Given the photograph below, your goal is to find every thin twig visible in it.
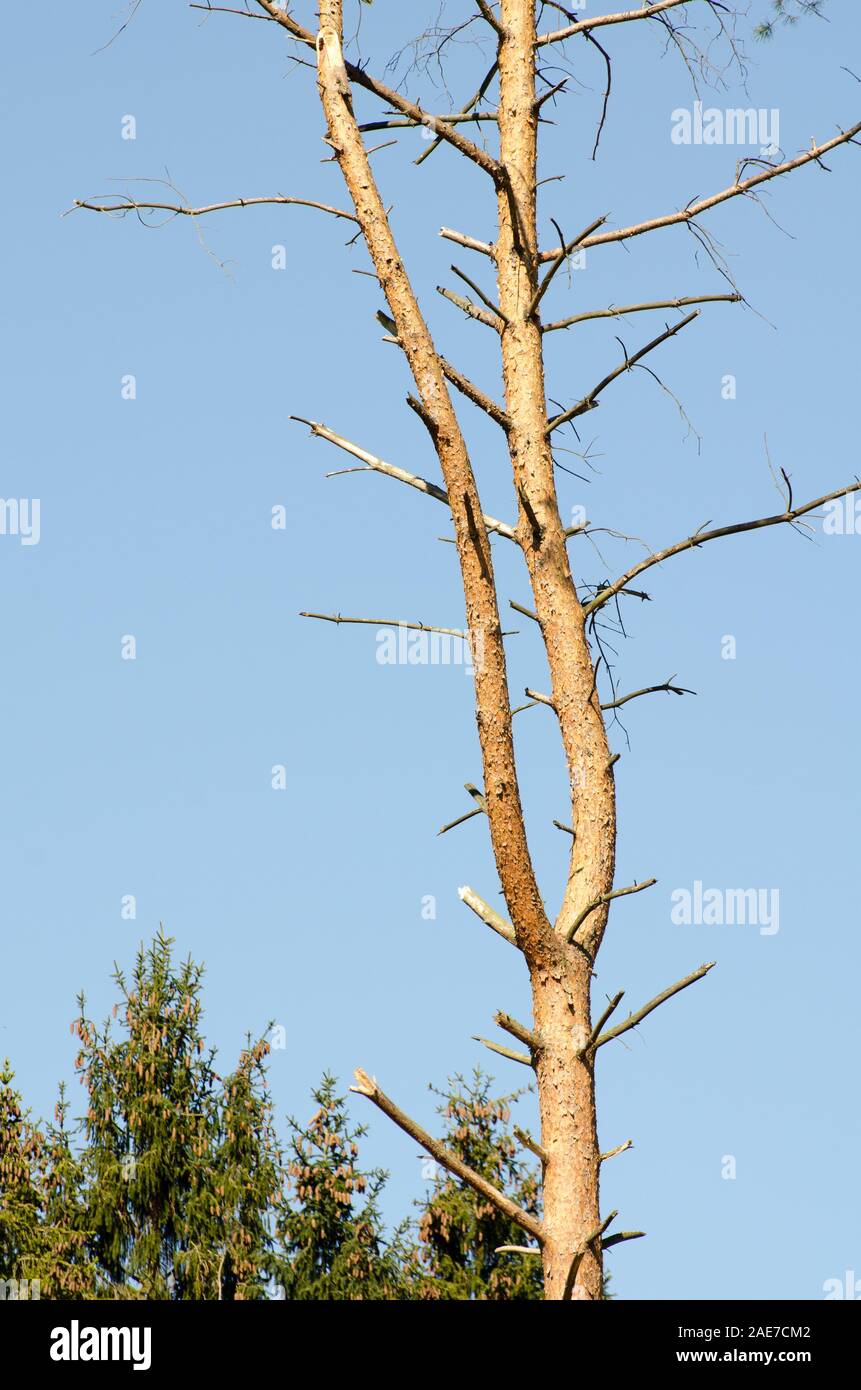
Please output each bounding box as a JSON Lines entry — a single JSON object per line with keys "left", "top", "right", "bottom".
{"left": 300, "top": 612, "right": 469, "bottom": 638}
{"left": 547, "top": 312, "right": 699, "bottom": 434}
{"left": 70, "top": 192, "right": 358, "bottom": 223}
{"left": 595, "top": 962, "right": 717, "bottom": 1048}
{"left": 529, "top": 215, "right": 607, "bottom": 318}
{"left": 601, "top": 676, "right": 695, "bottom": 711}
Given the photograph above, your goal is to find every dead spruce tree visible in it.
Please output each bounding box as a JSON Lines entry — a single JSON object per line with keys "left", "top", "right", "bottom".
{"left": 77, "top": 0, "right": 858, "bottom": 1299}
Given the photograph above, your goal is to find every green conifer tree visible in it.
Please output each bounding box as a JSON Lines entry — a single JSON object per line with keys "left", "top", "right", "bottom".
{"left": 0, "top": 1062, "right": 44, "bottom": 1295}
{"left": 407, "top": 1070, "right": 544, "bottom": 1301}
{"left": 275, "top": 1074, "right": 407, "bottom": 1300}
{"left": 73, "top": 929, "right": 282, "bottom": 1298}
{"left": 36, "top": 1085, "right": 100, "bottom": 1297}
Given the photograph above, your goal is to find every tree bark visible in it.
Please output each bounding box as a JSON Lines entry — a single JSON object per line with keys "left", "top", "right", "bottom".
{"left": 493, "top": 0, "right": 615, "bottom": 1298}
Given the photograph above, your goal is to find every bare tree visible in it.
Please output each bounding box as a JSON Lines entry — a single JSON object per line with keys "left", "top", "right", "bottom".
{"left": 76, "top": 0, "right": 859, "bottom": 1300}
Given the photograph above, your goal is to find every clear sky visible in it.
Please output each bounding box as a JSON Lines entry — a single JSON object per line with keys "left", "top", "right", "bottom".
{"left": 2, "top": 1, "right": 859, "bottom": 1299}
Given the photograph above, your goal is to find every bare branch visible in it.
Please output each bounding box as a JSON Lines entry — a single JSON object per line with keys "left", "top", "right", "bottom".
{"left": 293, "top": 416, "right": 515, "bottom": 538}
{"left": 582, "top": 991, "right": 625, "bottom": 1054}
{"left": 601, "top": 676, "right": 696, "bottom": 711}
{"left": 509, "top": 599, "right": 539, "bottom": 623}
{"left": 71, "top": 192, "right": 358, "bottom": 223}
{"left": 439, "top": 808, "right": 482, "bottom": 837}
{"left": 417, "top": 62, "right": 499, "bottom": 168}
{"left": 476, "top": 0, "right": 504, "bottom": 36}
{"left": 585, "top": 478, "right": 861, "bottom": 615}
{"left": 473, "top": 1035, "right": 533, "bottom": 1066}
{"left": 439, "top": 359, "right": 511, "bottom": 430}
{"left": 525, "top": 686, "right": 555, "bottom": 709}
{"left": 439, "top": 226, "right": 497, "bottom": 260}
{"left": 539, "top": 123, "right": 861, "bottom": 260}
{"left": 437, "top": 284, "right": 503, "bottom": 331}
{"left": 255, "top": 0, "right": 504, "bottom": 180}
{"left": 600, "top": 1139, "right": 634, "bottom": 1163}
{"left": 191, "top": 2, "right": 275, "bottom": 19}
{"left": 514, "top": 1125, "right": 547, "bottom": 1164}
{"left": 529, "top": 215, "right": 608, "bottom": 318}
{"left": 595, "top": 961, "right": 717, "bottom": 1048}
{"left": 300, "top": 612, "right": 469, "bottom": 638}
{"left": 358, "top": 112, "right": 498, "bottom": 133}
{"left": 495, "top": 1011, "right": 539, "bottom": 1050}
{"left": 547, "top": 311, "right": 699, "bottom": 433}
{"left": 350, "top": 1068, "right": 544, "bottom": 1241}
{"left": 537, "top": 0, "right": 700, "bottom": 48}
{"left": 582, "top": 30, "right": 613, "bottom": 161}
{"left": 543, "top": 292, "right": 740, "bottom": 335}
{"left": 567, "top": 878, "right": 657, "bottom": 945}
{"left": 603, "top": 1229, "right": 646, "bottom": 1249}
{"left": 451, "top": 264, "right": 509, "bottom": 323}
{"left": 439, "top": 786, "right": 487, "bottom": 836}
{"left": 563, "top": 1210, "right": 618, "bottom": 1301}
{"left": 378, "top": 312, "right": 510, "bottom": 428}
{"left": 458, "top": 886, "right": 517, "bottom": 946}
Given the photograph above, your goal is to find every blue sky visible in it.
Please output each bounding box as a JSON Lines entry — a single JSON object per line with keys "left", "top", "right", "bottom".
{"left": 2, "top": 0, "right": 859, "bottom": 1298}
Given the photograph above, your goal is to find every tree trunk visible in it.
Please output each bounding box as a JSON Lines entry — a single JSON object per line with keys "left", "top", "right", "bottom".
{"left": 494, "top": 0, "right": 615, "bottom": 1299}
{"left": 532, "top": 953, "right": 602, "bottom": 1299}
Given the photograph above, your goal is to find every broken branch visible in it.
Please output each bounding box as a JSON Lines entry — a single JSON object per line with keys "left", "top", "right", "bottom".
{"left": 350, "top": 1068, "right": 543, "bottom": 1241}
{"left": 473, "top": 1035, "right": 533, "bottom": 1066}
{"left": 494, "top": 1011, "right": 539, "bottom": 1050}
{"left": 600, "top": 1139, "right": 634, "bottom": 1163}
{"left": 293, "top": 416, "right": 515, "bottom": 538}
{"left": 439, "top": 226, "right": 497, "bottom": 259}
{"left": 603, "top": 1229, "right": 646, "bottom": 1249}
{"left": 457, "top": 886, "right": 517, "bottom": 946}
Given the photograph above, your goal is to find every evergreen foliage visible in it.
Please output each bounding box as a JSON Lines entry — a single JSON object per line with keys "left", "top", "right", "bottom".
{"left": 1, "top": 933, "right": 548, "bottom": 1300}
